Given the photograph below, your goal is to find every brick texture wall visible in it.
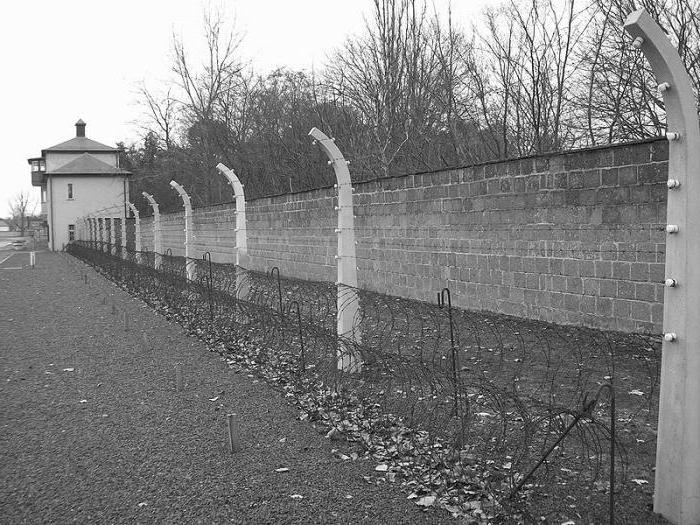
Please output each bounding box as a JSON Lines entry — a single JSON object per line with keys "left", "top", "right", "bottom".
{"left": 130, "top": 138, "right": 669, "bottom": 334}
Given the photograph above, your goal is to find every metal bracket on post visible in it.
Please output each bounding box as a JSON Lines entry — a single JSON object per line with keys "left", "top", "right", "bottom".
{"left": 127, "top": 202, "right": 142, "bottom": 264}
{"left": 169, "top": 180, "right": 196, "bottom": 281}
{"left": 309, "top": 127, "right": 362, "bottom": 373}
{"left": 625, "top": 9, "right": 700, "bottom": 524}
{"left": 215, "top": 163, "right": 249, "bottom": 301}
{"left": 142, "top": 192, "right": 162, "bottom": 270}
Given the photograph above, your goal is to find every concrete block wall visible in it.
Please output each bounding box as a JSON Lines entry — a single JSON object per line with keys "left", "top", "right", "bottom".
{"left": 128, "top": 138, "right": 669, "bottom": 334}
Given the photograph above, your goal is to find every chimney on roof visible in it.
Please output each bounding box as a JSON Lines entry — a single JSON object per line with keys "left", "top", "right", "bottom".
{"left": 75, "top": 119, "right": 86, "bottom": 138}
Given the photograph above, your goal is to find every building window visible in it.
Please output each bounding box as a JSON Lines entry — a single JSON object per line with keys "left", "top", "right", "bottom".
{"left": 67, "top": 183, "right": 73, "bottom": 199}
{"left": 68, "top": 224, "right": 75, "bottom": 242}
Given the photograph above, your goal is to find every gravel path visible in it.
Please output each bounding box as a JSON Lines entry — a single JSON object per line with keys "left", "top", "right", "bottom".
{"left": 0, "top": 251, "right": 448, "bottom": 524}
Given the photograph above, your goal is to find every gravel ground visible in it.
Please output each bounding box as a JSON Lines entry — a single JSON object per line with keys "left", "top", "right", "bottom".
{"left": 0, "top": 251, "right": 448, "bottom": 524}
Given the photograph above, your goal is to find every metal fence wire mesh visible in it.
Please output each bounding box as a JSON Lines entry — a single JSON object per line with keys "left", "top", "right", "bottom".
{"left": 67, "top": 240, "right": 661, "bottom": 523}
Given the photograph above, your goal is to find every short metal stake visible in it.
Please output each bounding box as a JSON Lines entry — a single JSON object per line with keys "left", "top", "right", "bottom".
{"left": 175, "top": 364, "right": 183, "bottom": 392}
{"left": 227, "top": 414, "right": 240, "bottom": 453}
{"left": 123, "top": 311, "right": 129, "bottom": 331}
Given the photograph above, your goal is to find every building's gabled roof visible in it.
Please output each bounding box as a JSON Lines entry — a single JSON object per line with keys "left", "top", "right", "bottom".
{"left": 43, "top": 136, "right": 117, "bottom": 153}
{"left": 47, "top": 153, "right": 131, "bottom": 176}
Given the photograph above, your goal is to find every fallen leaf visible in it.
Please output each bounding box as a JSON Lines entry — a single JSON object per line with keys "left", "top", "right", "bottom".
{"left": 632, "top": 479, "right": 648, "bottom": 485}
{"left": 416, "top": 495, "right": 436, "bottom": 507}
{"left": 628, "top": 389, "right": 645, "bottom": 396}
{"left": 275, "top": 467, "right": 290, "bottom": 473}
{"left": 79, "top": 399, "right": 88, "bottom": 403}
{"left": 375, "top": 464, "right": 389, "bottom": 472}
{"left": 63, "top": 368, "right": 75, "bottom": 372}
{"left": 279, "top": 437, "right": 287, "bottom": 443}
{"left": 289, "top": 494, "right": 304, "bottom": 499}
{"left": 208, "top": 396, "right": 219, "bottom": 402}
{"left": 138, "top": 502, "right": 148, "bottom": 508}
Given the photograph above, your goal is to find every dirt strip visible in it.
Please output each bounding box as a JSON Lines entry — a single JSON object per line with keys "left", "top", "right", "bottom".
{"left": 0, "top": 251, "right": 448, "bottom": 524}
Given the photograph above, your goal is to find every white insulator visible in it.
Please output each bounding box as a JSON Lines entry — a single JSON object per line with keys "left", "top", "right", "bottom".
{"left": 666, "top": 224, "right": 679, "bottom": 233}
{"left": 334, "top": 255, "right": 340, "bottom": 259}
{"left": 632, "top": 36, "right": 644, "bottom": 49}
{"left": 346, "top": 160, "right": 351, "bottom": 165}
{"left": 334, "top": 228, "right": 341, "bottom": 233}
{"left": 334, "top": 206, "right": 340, "bottom": 211}
{"left": 658, "top": 82, "right": 671, "bottom": 93}
{"left": 311, "top": 140, "right": 317, "bottom": 146}
{"left": 327, "top": 160, "right": 333, "bottom": 166}
{"left": 234, "top": 228, "right": 239, "bottom": 232}
{"left": 666, "top": 132, "right": 681, "bottom": 141}
{"left": 331, "top": 138, "right": 336, "bottom": 142}
{"left": 667, "top": 179, "right": 681, "bottom": 189}
{"left": 664, "top": 332, "right": 677, "bottom": 342}
{"left": 665, "top": 278, "right": 677, "bottom": 287}
{"left": 334, "top": 184, "right": 338, "bottom": 189}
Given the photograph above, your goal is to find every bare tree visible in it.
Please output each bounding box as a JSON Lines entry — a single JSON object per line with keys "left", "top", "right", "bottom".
{"left": 137, "top": 84, "right": 178, "bottom": 149}
{"left": 325, "top": 0, "right": 447, "bottom": 176}
{"left": 8, "top": 191, "right": 37, "bottom": 236}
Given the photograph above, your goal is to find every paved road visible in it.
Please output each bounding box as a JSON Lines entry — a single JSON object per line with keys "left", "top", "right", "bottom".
{"left": 0, "top": 252, "right": 446, "bottom": 524}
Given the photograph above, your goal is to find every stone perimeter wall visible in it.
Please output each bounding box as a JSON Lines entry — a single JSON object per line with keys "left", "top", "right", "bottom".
{"left": 135, "top": 138, "right": 668, "bottom": 334}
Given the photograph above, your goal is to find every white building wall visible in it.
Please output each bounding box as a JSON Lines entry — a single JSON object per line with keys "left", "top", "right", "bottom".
{"left": 48, "top": 175, "right": 127, "bottom": 250}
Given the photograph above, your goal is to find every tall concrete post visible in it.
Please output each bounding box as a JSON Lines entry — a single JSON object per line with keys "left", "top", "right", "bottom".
{"left": 169, "top": 180, "right": 195, "bottom": 281}
{"left": 309, "top": 127, "right": 362, "bottom": 373}
{"left": 127, "top": 202, "right": 141, "bottom": 264}
{"left": 215, "top": 163, "right": 249, "bottom": 300}
{"left": 142, "top": 192, "right": 162, "bottom": 270}
{"left": 98, "top": 217, "right": 105, "bottom": 251}
{"left": 110, "top": 217, "right": 117, "bottom": 255}
{"left": 625, "top": 10, "right": 700, "bottom": 524}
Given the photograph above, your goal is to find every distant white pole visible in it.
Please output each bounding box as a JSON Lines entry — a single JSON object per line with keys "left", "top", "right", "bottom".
{"left": 142, "top": 192, "right": 162, "bottom": 269}
{"left": 309, "top": 127, "right": 362, "bottom": 373}
{"left": 169, "top": 180, "right": 195, "bottom": 281}
{"left": 98, "top": 217, "right": 105, "bottom": 251}
{"left": 215, "top": 163, "right": 249, "bottom": 300}
{"left": 127, "top": 202, "right": 141, "bottom": 264}
{"left": 110, "top": 217, "right": 117, "bottom": 255}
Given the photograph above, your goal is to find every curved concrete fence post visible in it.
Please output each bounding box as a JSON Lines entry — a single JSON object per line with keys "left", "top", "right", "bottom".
{"left": 92, "top": 217, "right": 98, "bottom": 250}
{"left": 98, "top": 217, "right": 105, "bottom": 251}
{"left": 215, "top": 163, "right": 249, "bottom": 300}
{"left": 120, "top": 215, "right": 127, "bottom": 258}
{"left": 127, "top": 202, "right": 141, "bottom": 264}
{"left": 169, "top": 180, "right": 196, "bottom": 281}
{"left": 110, "top": 216, "right": 117, "bottom": 255}
{"left": 309, "top": 127, "right": 362, "bottom": 373}
{"left": 625, "top": 10, "right": 700, "bottom": 524}
{"left": 142, "top": 192, "right": 162, "bottom": 269}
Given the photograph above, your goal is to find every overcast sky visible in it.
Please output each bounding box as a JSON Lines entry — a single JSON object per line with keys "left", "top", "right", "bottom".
{"left": 0, "top": 0, "right": 495, "bottom": 218}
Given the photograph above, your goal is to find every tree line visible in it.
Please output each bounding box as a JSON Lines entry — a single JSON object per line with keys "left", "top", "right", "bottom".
{"left": 123, "top": 0, "right": 700, "bottom": 214}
